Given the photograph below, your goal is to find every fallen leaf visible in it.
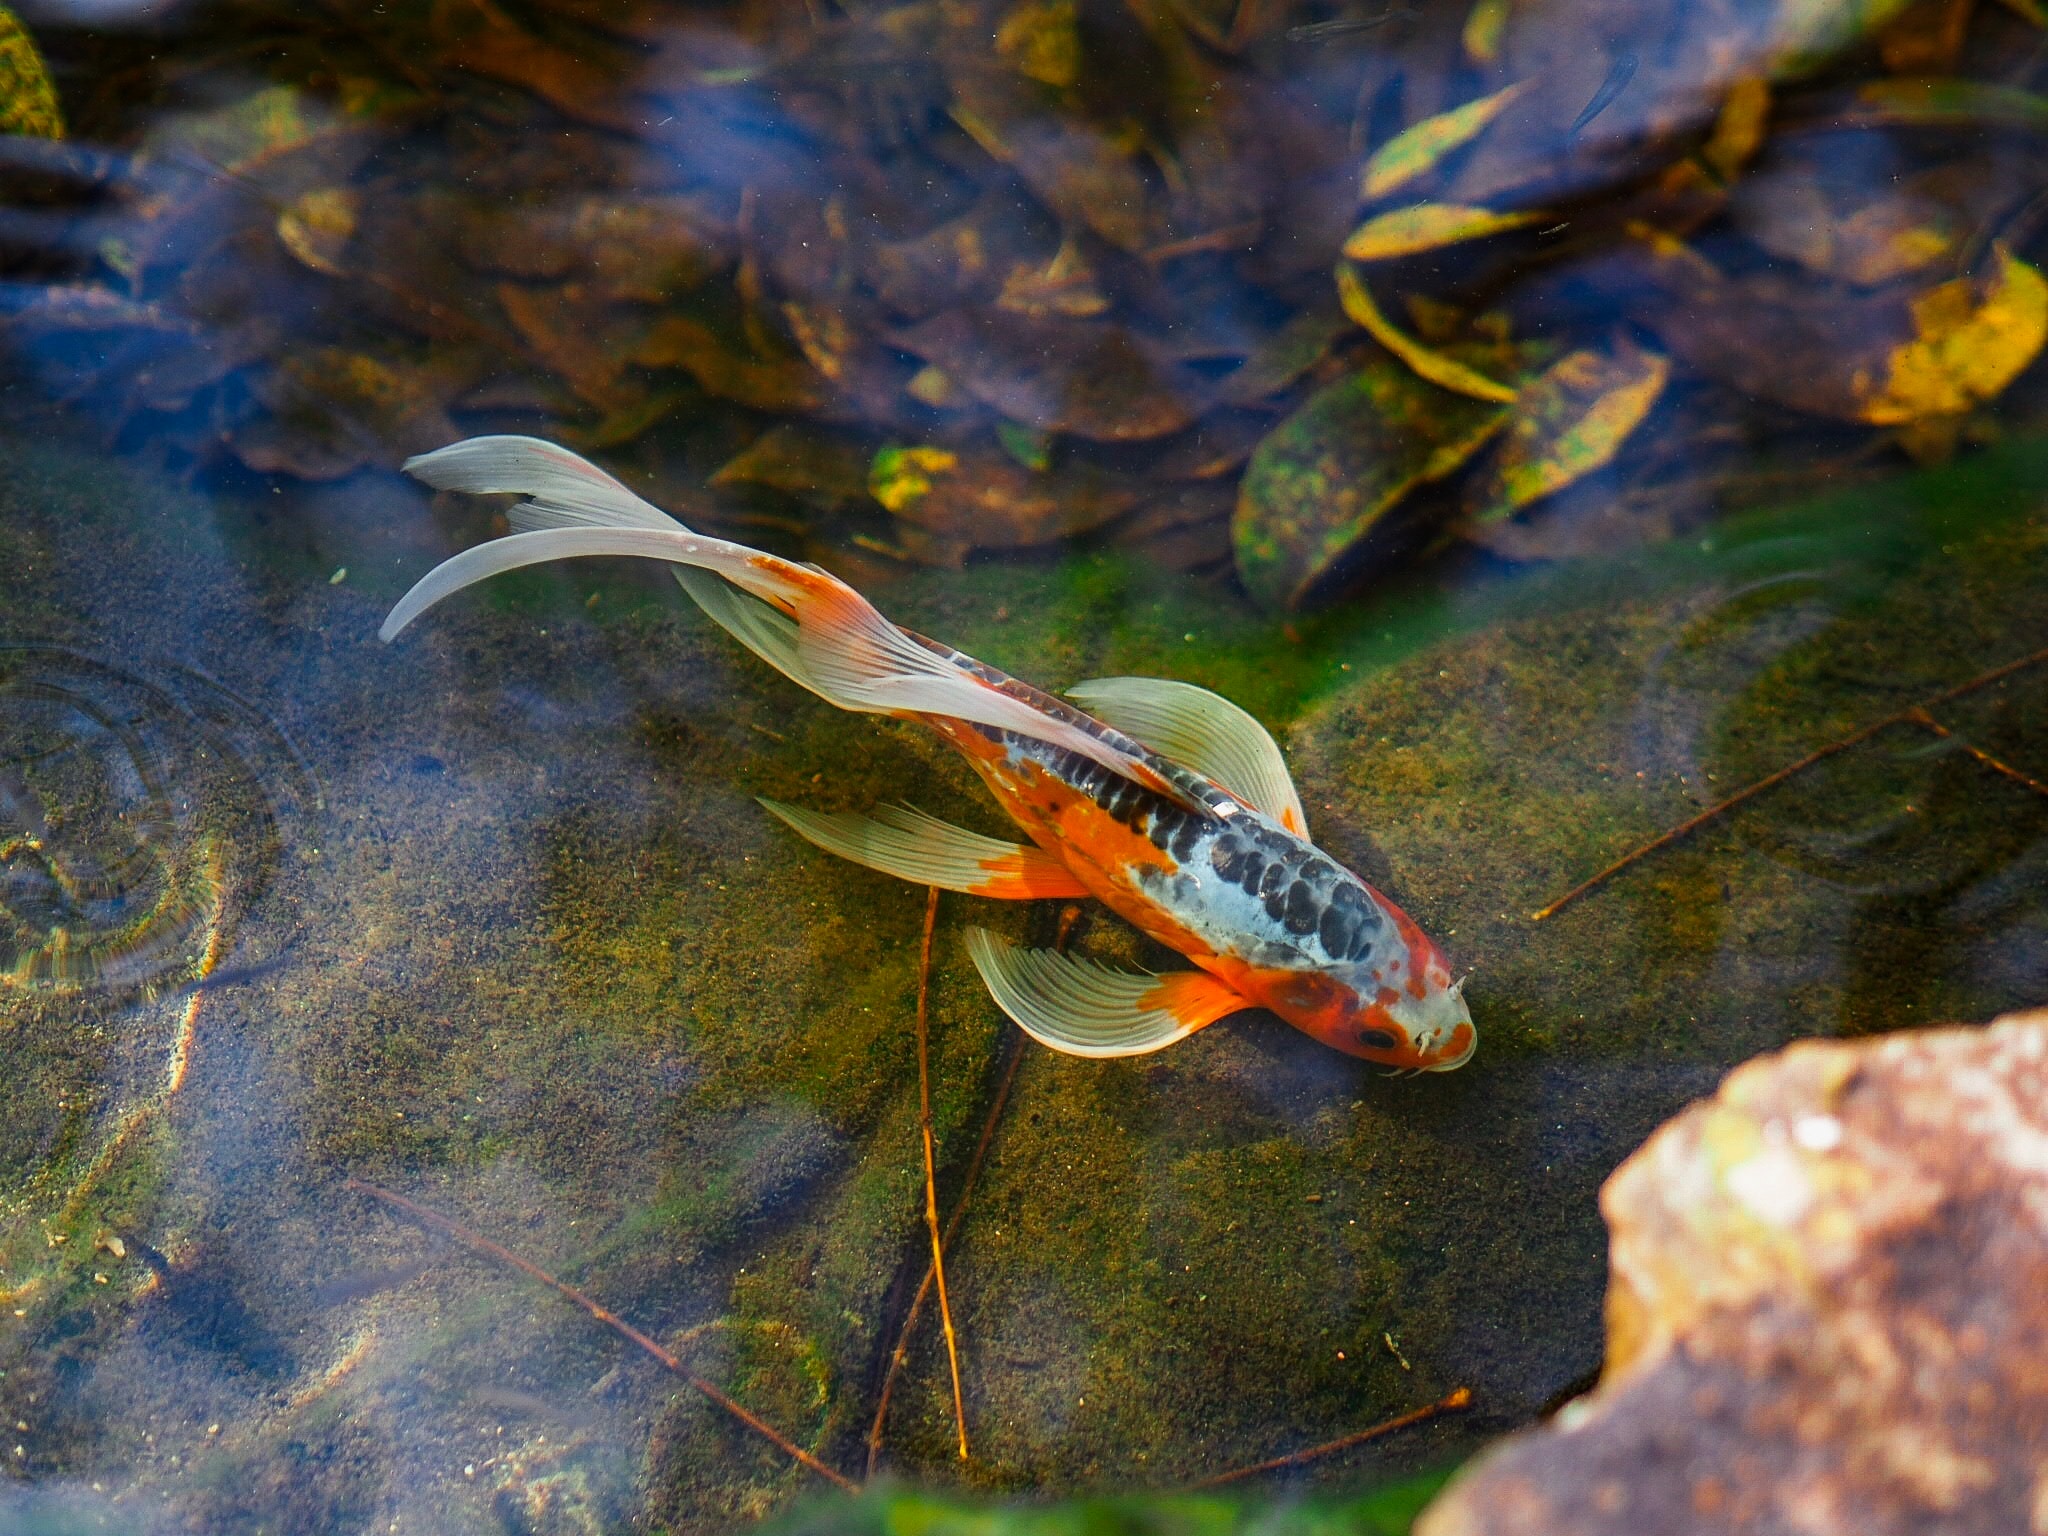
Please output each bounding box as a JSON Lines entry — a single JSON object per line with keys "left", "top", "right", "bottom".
{"left": 1462, "top": 0, "right": 1510, "bottom": 63}
{"left": 1337, "top": 263, "right": 1520, "bottom": 403}
{"left": 1700, "top": 77, "right": 1771, "bottom": 182}
{"left": 455, "top": 194, "right": 732, "bottom": 302}
{"left": 1361, "top": 79, "right": 1533, "bottom": 201}
{"left": 1845, "top": 77, "right": 2048, "bottom": 132}
{"left": 237, "top": 349, "right": 458, "bottom": 479}
{"left": 1214, "top": 302, "right": 1350, "bottom": 406}
{"left": 1342, "top": 202, "right": 1545, "bottom": 261}
{"left": 1865, "top": 247, "right": 2048, "bottom": 423}
{"left": 1234, "top": 360, "right": 1510, "bottom": 608}
{"left": 1466, "top": 334, "right": 1669, "bottom": 524}
{"left": 869, "top": 444, "right": 960, "bottom": 513}
{"left": 995, "top": 0, "right": 1080, "bottom": 88}
{"left": 0, "top": 4, "right": 64, "bottom": 139}
{"left": 713, "top": 423, "right": 873, "bottom": 503}
{"left": 887, "top": 308, "right": 1201, "bottom": 440}
{"left": 1642, "top": 242, "right": 2048, "bottom": 425}
{"left": 871, "top": 443, "right": 1136, "bottom": 563}
{"left": 277, "top": 187, "right": 359, "bottom": 276}
{"left": 1734, "top": 152, "right": 1988, "bottom": 288}
{"left": 433, "top": 0, "right": 638, "bottom": 131}
{"left": 634, "top": 315, "right": 824, "bottom": 414}
{"left": 498, "top": 282, "right": 636, "bottom": 408}
{"left": 1878, "top": 0, "right": 1975, "bottom": 72}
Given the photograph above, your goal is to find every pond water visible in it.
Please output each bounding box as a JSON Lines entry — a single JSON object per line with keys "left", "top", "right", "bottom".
{"left": 2, "top": 3, "right": 2047, "bottom": 1533}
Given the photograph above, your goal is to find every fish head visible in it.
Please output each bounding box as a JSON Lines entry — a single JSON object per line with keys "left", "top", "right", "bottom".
{"left": 1241, "top": 958, "right": 1475, "bottom": 1070}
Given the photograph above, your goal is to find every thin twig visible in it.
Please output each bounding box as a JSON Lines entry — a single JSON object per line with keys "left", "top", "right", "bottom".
{"left": 1532, "top": 643, "right": 2048, "bottom": 921}
{"left": 912, "top": 886, "right": 971, "bottom": 1461}
{"left": 1188, "top": 1386, "right": 1474, "bottom": 1489}
{"left": 347, "top": 1179, "right": 857, "bottom": 1493}
{"left": 1906, "top": 707, "right": 2048, "bottom": 799}
{"left": 867, "top": 1026, "right": 1025, "bottom": 1475}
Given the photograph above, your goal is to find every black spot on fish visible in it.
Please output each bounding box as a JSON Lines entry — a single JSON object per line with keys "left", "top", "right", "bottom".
{"left": 1319, "top": 906, "right": 1357, "bottom": 958}
{"left": 1211, "top": 844, "right": 1247, "bottom": 883}
{"left": 1264, "top": 889, "right": 1287, "bottom": 922}
{"left": 1237, "top": 854, "right": 1266, "bottom": 895}
{"left": 1283, "top": 881, "right": 1319, "bottom": 935}
{"left": 1258, "top": 862, "right": 1290, "bottom": 898}
{"left": 1300, "top": 857, "right": 1336, "bottom": 884}
{"left": 1356, "top": 1027, "right": 1399, "bottom": 1052}
{"left": 1169, "top": 817, "right": 1201, "bottom": 863}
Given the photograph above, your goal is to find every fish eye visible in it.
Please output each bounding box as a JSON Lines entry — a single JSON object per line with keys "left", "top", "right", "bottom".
{"left": 1356, "top": 1027, "right": 1398, "bottom": 1051}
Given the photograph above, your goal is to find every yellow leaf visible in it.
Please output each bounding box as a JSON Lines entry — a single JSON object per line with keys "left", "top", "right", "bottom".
{"left": 995, "top": 0, "right": 1080, "bottom": 89}
{"left": 1863, "top": 248, "right": 2048, "bottom": 425}
{"left": 1701, "top": 77, "right": 1770, "bottom": 182}
{"left": 1361, "top": 79, "right": 1533, "bottom": 202}
{"left": 1336, "top": 264, "right": 1519, "bottom": 404}
{"left": 1469, "top": 336, "right": 1669, "bottom": 523}
{"left": 0, "top": 4, "right": 62, "bottom": 139}
{"left": 1343, "top": 203, "right": 1545, "bottom": 261}
{"left": 1461, "top": 0, "right": 1511, "bottom": 63}
{"left": 869, "top": 445, "right": 959, "bottom": 513}
{"left": 277, "top": 187, "right": 359, "bottom": 276}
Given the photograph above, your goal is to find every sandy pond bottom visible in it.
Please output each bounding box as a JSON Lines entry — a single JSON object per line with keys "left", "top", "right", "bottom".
{"left": 1, "top": 422, "right": 2044, "bottom": 1533}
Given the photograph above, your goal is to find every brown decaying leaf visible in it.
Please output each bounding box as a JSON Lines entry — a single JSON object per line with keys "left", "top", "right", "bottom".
{"left": 1643, "top": 243, "right": 2048, "bottom": 426}
{"left": 633, "top": 315, "right": 824, "bottom": 415}
{"left": 868, "top": 442, "right": 1138, "bottom": 566}
{"left": 887, "top": 309, "right": 1201, "bottom": 441}
{"left": 713, "top": 423, "right": 873, "bottom": 503}
{"left": 454, "top": 194, "right": 733, "bottom": 302}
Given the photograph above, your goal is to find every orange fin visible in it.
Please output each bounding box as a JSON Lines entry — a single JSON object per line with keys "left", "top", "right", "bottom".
{"left": 759, "top": 799, "right": 1089, "bottom": 899}
{"left": 964, "top": 929, "right": 1250, "bottom": 1057}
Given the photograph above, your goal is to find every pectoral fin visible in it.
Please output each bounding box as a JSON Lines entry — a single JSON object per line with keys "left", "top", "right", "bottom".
{"left": 760, "top": 799, "right": 1090, "bottom": 899}
{"left": 964, "top": 929, "right": 1250, "bottom": 1057}
{"left": 1064, "top": 676, "right": 1309, "bottom": 835}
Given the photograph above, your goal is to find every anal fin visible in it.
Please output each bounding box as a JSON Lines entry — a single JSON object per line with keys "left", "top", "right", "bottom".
{"left": 964, "top": 929, "right": 1250, "bottom": 1057}
{"left": 760, "top": 799, "right": 1090, "bottom": 899}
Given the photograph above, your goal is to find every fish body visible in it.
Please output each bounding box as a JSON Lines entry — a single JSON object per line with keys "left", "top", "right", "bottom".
{"left": 381, "top": 436, "right": 1474, "bottom": 1072}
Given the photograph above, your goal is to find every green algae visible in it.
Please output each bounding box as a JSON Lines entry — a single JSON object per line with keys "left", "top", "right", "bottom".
{"left": 1, "top": 419, "right": 2044, "bottom": 1532}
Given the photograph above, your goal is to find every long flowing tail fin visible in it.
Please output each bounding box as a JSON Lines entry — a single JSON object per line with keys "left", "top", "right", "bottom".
{"left": 381, "top": 436, "right": 1178, "bottom": 789}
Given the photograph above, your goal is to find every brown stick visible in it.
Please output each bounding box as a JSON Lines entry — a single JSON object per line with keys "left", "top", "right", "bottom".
{"left": 1188, "top": 1387, "right": 1474, "bottom": 1489}
{"left": 866, "top": 1025, "right": 1025, "bottom": 1475}
{"left": 346, "top": 1178, "right": 857, "bottom": 1493}
{"left": 912, "top": 887, "right": 971, "bottom": 1461}
{"left": 1532, "top": 643, "right": 2048, "bottom": 921}
{"left": 1906, "top": 707, "right": 2048, "bottom": 799}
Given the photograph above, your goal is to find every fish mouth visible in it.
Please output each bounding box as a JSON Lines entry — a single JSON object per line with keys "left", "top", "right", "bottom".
{"left": 1423, "top": 1021, "right": 1477, "bottom": 1072}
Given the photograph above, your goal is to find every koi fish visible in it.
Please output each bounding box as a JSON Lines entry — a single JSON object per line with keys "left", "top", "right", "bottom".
{"left": 380, "top": 436, "right": 1475, "bottom": 1072}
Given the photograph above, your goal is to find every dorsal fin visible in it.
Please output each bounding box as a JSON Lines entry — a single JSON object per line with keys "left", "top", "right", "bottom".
{"left": 1065, "top": 677, "right": 1308, "bottom": 835}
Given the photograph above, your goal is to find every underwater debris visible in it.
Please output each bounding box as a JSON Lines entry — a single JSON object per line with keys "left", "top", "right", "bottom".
{"left": 349, "top": 1179, "right": 857, "bottom": 1492}
{"left": 1532, "top": 641, "right": 2048, "bottom": 920}
{"left": 1190, "top": 1386, "right": 1474, "bottom": 1488}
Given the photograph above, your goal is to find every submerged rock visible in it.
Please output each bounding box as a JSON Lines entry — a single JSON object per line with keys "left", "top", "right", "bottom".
{"left": 1418, "top": 1009, "right": 2048, "bottom": 1536}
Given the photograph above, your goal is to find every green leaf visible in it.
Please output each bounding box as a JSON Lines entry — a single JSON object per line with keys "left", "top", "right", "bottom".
{"left": 1233, "top": 360, "right": 1510, "bottom": 609}
{"left": 1848, "top": 77, "right": 2048, "bottom": 132}
{"left": 1343, "top": 203, "right": 1545, "bottom": 262}
{"left": 1360, "top": 79, "right": 1532, "bottom": 201}
{"left": 1467, "top": 335, "right": 1670, "bottom": 524}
